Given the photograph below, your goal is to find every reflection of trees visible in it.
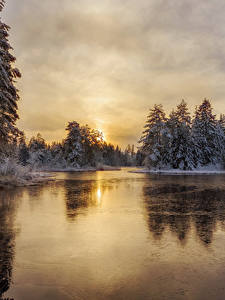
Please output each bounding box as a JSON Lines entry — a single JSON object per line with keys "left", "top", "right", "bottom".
{"left": 0, "top": 188, "right": 21, "bottom": 298}
{"left": 64, "top": 180, "right": 101, "bottom": 221}
{"left": 63, "top": 175, "right": 117, "bottom": 222}
{"left": 143, "top": 182, "right": 225, "bottom": 245}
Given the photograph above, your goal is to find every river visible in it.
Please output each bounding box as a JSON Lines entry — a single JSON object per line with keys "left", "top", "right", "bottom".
{"left": 1, "top": 168, "right": 225, "bottom": 300}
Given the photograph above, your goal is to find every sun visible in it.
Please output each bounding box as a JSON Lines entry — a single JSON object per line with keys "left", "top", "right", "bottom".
{"left": 96, "top": 129, "right": 106, "bottom": 142}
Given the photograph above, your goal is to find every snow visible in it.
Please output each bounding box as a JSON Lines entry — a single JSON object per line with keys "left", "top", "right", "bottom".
{"left": 130, "top": 167, "right": 225, "bottom": 175}
{"left": 43, "top": 165, "right": 121, "bottom": 172}
{"left": 0, "top": 158, "right": 53, "bottom": 187}
{"left": 139, "top": 99, "right": 225, "bottom": 171}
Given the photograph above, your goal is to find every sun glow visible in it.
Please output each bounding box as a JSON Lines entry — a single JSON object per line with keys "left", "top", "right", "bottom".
{"left": 96, "top": 188, "right": 102, "bottom": 205}
{"left": 96, "top": 129, "right": 107, "bottom": 142}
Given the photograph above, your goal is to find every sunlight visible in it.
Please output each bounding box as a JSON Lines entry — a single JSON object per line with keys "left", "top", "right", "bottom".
{"left": 97, "top": 129, "right": 106, "bottom": 142}
{"left": 98, "top": 129, "right": 106, "bottom": 142}
{"left": 96, "top": 187, "right": 102, "bottom": 205}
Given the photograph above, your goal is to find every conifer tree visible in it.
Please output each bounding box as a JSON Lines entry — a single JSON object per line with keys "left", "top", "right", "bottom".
{"left": 18, "top": 135, "right": 29, "bottom": 166}
{"left": 0, "top": 1, "right": 21, "bottom": 144}
{"left": 164, "top": 109, "right": 179, "bottom": 167}
{"left": 139, "top": 104, "right": 166, "bottom": 169}
{"left": 215, "top": 114, "right": 225, "bottom": 167}
{"left": 173, "top": 100, "right": 194, "bottom": 169}
{"left": 64, "top": 122, "right": 84, "bottom": 167}
{"left": 192, "top": 99, "right": 218, "bottom": 167}
{"left": 27, "top": 133, "right": 49, "bottom": 168}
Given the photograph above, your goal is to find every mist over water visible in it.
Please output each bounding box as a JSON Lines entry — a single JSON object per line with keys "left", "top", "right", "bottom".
{"left": 1, "top": 169, "right": 225, "bottom": 299}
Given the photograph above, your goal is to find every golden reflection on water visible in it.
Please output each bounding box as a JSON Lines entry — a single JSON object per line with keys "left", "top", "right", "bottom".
{"left": 1, "top": 170, "right": 225, "bottom": 300}
{"left": 96, "top": 188, "right": 102, "bottom": 205}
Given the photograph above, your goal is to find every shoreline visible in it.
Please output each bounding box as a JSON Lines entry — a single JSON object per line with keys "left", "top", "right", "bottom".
{"left": 43, "top": 166, "right": 122, "bottom": 172}
{"left": 0, "top": 166, "right": 122, "bottom": 188}
{"left": 130, "top": 169, "right": 225, "bottom": 175}
{"left": 0, "top": 172, "right": 54, "bottom": 188}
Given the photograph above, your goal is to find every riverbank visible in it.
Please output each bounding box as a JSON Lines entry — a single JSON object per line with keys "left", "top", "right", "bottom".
{"left": 130, "top": 168, "right": 225, "bottom": 175}
{"left": 0, "top": 172, "right": 54, "bottom": 188}
{"left": 43, "top": 165, "right": 121, "bottom": 172}
{"left": 0, "top": 159, "right": 54, "bottom": 188}
{"left": 0, "top": 164, "right": 122, "bottom": 188}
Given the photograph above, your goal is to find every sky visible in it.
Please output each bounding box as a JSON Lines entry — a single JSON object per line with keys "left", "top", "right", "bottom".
{"left": 2, "top": 0, "right": 225, "bottom": 147}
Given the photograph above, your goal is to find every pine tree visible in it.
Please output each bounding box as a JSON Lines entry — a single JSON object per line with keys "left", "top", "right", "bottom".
{"left": 192, "top": 99, "right": 218, "bottom": 167}
{"left": 18, "top": 136, "right": 29, "bottom": 166}
{"left": 49, "top": 142, "right": 66, "bottom": 168}
{"left": 64, "top": 122, "right": 84, "bottom": 167}
{"left": 172, "top": 100, "right": 194, "bottom": 170}
{"left": 164, "top": 109, "right": 179, "bottom": 168}
{"left": 27, "top": 133, "right": 49, "bottom": 168}
{"left": 215, "top": 114, "right": 225, "bottom": 167}
{"left": 139, "top": 104, "right": 167, "bottom": 169}
{"left": 136, "top": 149, "right": 145, "bottom": 166}
{"left": 219, "top": 114, "right": 225, "bottom": 134}
{"left": 0, "top": 1, "right": 21, "bottom": 144}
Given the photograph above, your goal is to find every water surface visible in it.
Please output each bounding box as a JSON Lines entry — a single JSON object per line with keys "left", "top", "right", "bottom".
{"left": 1, "top": 169, "right": 225, "bottom": 300}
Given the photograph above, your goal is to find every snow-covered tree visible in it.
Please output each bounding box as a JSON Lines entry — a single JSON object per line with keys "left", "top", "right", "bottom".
{"left": 63, "top": 122, "right": 84, "bottom": 167}
{"left": 192, "top": 99, "right": 218, "bottom": 167}
{"left": 219, "top": 114, "right": 225, "bottom": 134}
{"left": 163, "top": 109, "right": 179, "bottom": 167}
{"left": 0, "top": 1, "right": 21, "bottom": 145}
{"left": 50, "top": 142, "right": 67, "bottom": 168}
{"left": 170, "top": 100, "right": 194, "bottom": 170}
{"left": 27, "top": 133, "right": 50, "bottom": 168}
{"left": 18, "top": 136, "right": 29, "bottom": 166}
{"left": 138, "top": 99, "right": 225, "bottom": 170}
{"left": 215, "top": 114, "right": 225, "bottom": 167}
{"left": 139, "top": 104, "right": 167, "bottom": 169}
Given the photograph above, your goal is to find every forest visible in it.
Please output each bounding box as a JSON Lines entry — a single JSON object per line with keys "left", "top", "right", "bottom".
{"left": 138, "top": 99, "right": 225, "bottom": 170}
{"left": 0, "top": 0, "right": 225, "bottom": 185}
{"left": 0, "top": 0, "right": 136, "bottom": 181}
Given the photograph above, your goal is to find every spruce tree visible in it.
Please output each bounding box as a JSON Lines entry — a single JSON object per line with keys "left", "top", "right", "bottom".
{"left": 139, "top": 104, "right": 166, "bottom": 169}
{"left": 64, "top": 122, "right": 84, "bottom": 167}
{"left": 0, "top": 1, "right": 21, "bottom": 144}
{"left": 173, "top": 100, "right": 194, "bottom": 170}
{"left": 215, "top": 114, "right": 225, "bottom": 167}
{"left": 192, "top": 99, "right": 218, "bottom": 167}
{"left": 164, "top": 109, "right": 179, "bottom": 168}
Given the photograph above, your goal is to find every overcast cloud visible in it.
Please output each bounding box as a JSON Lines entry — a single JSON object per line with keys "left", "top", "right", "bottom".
{"left": 2, "top": 0, "right": 225, "bottom": 146}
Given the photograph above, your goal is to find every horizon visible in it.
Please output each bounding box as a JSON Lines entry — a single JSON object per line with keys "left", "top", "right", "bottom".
{"left": 2, "top": 0, "right": 225, "bottom": 147}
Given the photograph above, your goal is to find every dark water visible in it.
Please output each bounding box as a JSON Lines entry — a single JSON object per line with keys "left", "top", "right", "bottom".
{"left": 1, "top": 169, "right": 225, "bottom": 300}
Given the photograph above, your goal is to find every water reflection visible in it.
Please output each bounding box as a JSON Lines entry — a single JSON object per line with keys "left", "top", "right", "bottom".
{"left": 143, "top": 177, "right": 225, "bottom": 245}
{"left": 0, "top": 188, "right": 21, "bottom": 298}
{"left": 1, "top": 171, "right": 225, "bottom": 300}
{"left": 64, "top": 178, "right": 111, "bottom": 221}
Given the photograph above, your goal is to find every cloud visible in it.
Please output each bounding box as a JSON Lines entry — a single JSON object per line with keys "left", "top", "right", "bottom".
{"left": 2, "top": 0, "right": 225, "bottom": 146}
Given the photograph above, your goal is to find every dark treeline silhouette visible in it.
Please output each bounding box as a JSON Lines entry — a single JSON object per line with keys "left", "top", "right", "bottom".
{"left": 143, "top": 176, "right": 225, "bottom": 245}
{"left": 17, "top": 122, "right": 136, "bottom": 169}
{"left": 139, "top": 99, "right": 225, "bottom": 170}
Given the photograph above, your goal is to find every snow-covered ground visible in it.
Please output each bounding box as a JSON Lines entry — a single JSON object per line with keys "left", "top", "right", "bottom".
{"left": 0, "top": 172, "right": 53, "bottom": 187}
{"left": 130, "top": 168, "right": 225, "bottom": 175}
{"left": 0, "top": 160, "right": 122, "bottom": 187}
{"left": 43, "top": 165, "right": 121, "bottom": 172}
{"left": 0, "top": 159, "right": 54, "bottom": 187}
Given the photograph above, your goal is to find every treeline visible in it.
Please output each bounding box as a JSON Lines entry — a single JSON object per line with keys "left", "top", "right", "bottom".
{"left": 17, "top": 122, "right": 136, "bottom": 169}
{"left": 0, "top": 1, "right": 136, "bottom": 171}
{"left": 138, "top": 99, "right": 225, "bottom": 170}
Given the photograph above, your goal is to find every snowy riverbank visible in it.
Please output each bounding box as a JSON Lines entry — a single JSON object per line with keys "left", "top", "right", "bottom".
{"left": 0, "top": 172, "right": 54, "bottom": 187}
{"left": 0, "top": 159, "right": 54, "bottom": 187}
{"left": 130, "top": 168, "right": 225, "bottom": 175}
{"left": 0, "top": 163, "right": 122, "bottom": 188}
{"left": 44, "top": 165, "right": 121, "bottom": 172}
